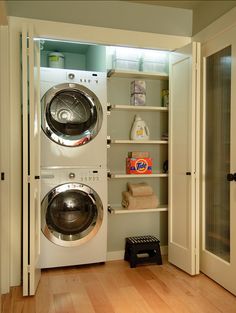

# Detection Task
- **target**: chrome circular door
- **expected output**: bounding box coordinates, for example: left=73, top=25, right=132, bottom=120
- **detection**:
left=41, top=83, right=103, bottom=147
left=41, top=183, right=103, bottom=247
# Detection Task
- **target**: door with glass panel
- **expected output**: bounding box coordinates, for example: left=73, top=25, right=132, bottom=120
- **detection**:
left=201, top=26, right=236, bottom=295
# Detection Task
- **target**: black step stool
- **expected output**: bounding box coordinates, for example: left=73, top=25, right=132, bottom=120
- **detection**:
left=124, top=235, right=162, bottom=268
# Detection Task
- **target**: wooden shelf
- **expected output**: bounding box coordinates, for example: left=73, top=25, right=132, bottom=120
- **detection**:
left=108, top=205, right=168, bottom=214
left=107, top=69, right=168, bottom=80
left=110, top=139, right=168, bottom=144
left=109, top=104, right=168, bottom=112
left=109, top=172, right=168, bottom=179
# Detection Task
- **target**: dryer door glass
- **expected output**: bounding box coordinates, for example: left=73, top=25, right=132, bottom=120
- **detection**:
left=48, top=90, right=97, bottom=136
left=41, top=83, right=103, bottom=147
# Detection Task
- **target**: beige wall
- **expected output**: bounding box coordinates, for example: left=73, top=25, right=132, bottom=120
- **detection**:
left=6, top=0, right=192, bottom=36
left=193, top=1, right=236, bottom=35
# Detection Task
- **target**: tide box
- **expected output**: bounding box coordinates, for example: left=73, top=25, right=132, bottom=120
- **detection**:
left=126, top=158, right=152, bottom=174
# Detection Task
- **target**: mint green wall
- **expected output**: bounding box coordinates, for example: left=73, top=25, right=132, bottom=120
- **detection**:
left=40, top=42, right=106, bottom=71
left=86, top=45, right=106, bottom=72
left=41, top=51, right=86, bottom=70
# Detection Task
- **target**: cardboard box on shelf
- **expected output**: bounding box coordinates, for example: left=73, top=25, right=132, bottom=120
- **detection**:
left=128, top=151, right=150, bottom=158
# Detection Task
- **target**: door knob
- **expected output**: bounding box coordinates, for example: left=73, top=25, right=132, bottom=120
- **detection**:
left=227, top=173, right=236, bottom=181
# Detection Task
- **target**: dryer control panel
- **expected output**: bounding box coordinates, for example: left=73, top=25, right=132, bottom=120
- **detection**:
left=68, top=170, right=100, bottom=182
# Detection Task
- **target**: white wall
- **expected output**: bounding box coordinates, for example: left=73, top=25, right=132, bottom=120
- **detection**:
left=6, top=0, right=192, bottom=37
left=0, top=24, right=10, bottom=295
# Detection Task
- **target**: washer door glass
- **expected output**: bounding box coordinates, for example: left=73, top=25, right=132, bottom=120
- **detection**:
left=41, top=83, right=103, bottom=147
left=41, top=183, right=103, bottom=247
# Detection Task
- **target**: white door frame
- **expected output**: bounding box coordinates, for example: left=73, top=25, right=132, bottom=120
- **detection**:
left=0, top=25, right=10, bottom=295
left=201, top=25, right=236, bottom=295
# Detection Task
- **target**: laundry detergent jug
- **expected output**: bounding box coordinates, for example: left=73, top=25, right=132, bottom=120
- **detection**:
left=130, top=115, right=150, bottom=140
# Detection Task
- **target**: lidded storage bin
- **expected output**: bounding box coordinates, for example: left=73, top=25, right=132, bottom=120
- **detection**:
left=140, top=50, right=168, bottom=74
left=112, top=47, right=140, bottom=71
left=48, top=52, right=65, bottom=68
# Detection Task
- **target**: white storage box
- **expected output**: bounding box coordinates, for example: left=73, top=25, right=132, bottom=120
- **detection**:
left=112, top=48, right=140, bottom=71
left=140, top=51, right=168, bottom=74
left=113, top=59, right=140, bottom=71
left=140, top=61, right=167, bottom=73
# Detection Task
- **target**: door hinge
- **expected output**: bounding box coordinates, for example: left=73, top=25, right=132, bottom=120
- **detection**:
left=1, top=172, right=5, bottom=180
left=27, top=175, right=31, bottom=183
left=27, top=47, right=30, bottom=56
left=27, top=265, right=31, bottom=273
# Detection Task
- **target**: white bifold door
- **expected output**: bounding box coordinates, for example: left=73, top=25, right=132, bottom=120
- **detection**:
left=22, top=25, right=41, bottom=296
left=169, top=42, right=201, bottom=275
left=201, top=26, right=236, bottom=295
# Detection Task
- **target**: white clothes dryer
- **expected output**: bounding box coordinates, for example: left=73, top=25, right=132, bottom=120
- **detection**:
left=40, top=68, right=107, bottom=167
left=38, top=167, right=107, bottom=268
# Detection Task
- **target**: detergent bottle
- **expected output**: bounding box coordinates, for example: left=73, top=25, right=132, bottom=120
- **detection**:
left=130, top=115, right=150, bottom=140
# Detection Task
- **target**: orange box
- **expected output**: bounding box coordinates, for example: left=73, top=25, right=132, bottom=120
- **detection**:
left=126, top=158, right=152, bottom=174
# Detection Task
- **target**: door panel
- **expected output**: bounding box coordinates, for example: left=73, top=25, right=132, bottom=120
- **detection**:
left=201, top=26, right=236, bottom=295
left=22, top=24, right=41, bottom=296
left=169, top=42, right=200, bottom=275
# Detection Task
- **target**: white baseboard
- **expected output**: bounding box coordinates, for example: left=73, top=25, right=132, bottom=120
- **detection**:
left=107, top=245, right=168, bottom=261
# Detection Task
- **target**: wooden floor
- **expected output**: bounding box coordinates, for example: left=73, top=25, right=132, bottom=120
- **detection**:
left=2, top=259, right=236, bottom=313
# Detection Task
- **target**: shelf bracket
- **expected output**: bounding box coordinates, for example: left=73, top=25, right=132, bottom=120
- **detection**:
left=107, top=205, right=113, bottom=214
left=107, top=136, right=111, bottom=148
left=107, top=103, right=111, bottom=111
left=107, top=170, right=111, bottom=179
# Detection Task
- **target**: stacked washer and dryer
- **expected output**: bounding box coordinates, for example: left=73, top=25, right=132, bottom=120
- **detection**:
left=39, top=67, right=107, bottom=268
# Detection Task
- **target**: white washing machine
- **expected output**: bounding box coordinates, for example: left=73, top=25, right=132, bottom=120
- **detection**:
left=38, top=167, right=107, bottom=268
left=40, top=68, right=107, bottom=167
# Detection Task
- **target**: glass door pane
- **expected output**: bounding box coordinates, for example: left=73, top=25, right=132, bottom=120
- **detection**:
left=205, top=46, right=231, bottom=262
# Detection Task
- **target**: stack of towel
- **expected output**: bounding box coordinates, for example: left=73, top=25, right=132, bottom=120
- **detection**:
left=122, top=182, right=159, bottom=210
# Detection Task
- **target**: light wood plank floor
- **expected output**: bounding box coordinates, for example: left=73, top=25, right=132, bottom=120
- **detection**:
left=2, top=259, right=236, bottom=313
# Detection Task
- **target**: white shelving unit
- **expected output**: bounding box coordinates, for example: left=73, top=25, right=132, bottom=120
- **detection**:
left=108, top=205, right=168, bottom=214
left=107, top=67, right=169, bottom=215
left=109, top=104, right=168, bottom=112
left=107, top=69, right=168, bottom=80
left=108, top=172, right=168, bottom=179
left=109, top=139, right=168, bottom=144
